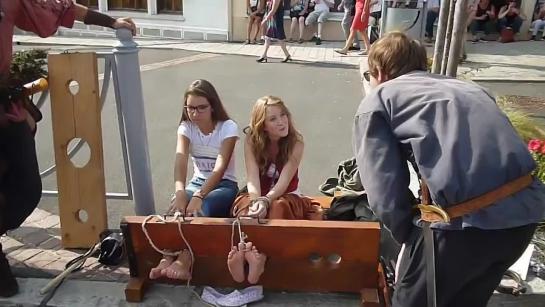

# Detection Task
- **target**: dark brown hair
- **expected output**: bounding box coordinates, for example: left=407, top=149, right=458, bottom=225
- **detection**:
left=180, top=79, right=230, bottom=123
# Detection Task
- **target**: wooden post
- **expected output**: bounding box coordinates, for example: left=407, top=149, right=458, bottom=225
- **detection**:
left=446, top=0, right=469, bottom=77
left=48, top=53, right=108, bottom=248
left=432, top=0, right=452, bottom=74
left=441, top=0, right=457, bottom=75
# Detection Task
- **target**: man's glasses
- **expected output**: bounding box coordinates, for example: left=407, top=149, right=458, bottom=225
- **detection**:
left=362, top=71, right=371, bottom=82
left=184, top=105, right=210, bottom=113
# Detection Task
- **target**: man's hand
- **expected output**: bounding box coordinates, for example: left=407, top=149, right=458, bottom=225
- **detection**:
left=113, top=17, right=136, bottom=36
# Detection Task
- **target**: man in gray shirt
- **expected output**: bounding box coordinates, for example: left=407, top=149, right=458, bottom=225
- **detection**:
left=353, top=32, right=545, bottom=307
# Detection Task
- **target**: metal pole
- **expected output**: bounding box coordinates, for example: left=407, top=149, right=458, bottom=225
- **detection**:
left=446, top=0, right=469, bottom=77
left=113, top=29, right=156, bottom=215
left=431, top=0, right=451, bottom=74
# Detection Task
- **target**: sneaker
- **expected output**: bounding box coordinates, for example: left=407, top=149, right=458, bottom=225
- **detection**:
left=348, top=46, right=361, bottom=51
left=201, top=286, right=227, bottom=306
left=298, top=38, right=304, bottom=44
left=216, top=286, right=264, bottom=307
left=0, top=246, right=19, bottom=298
left=310, top=35, right=318, bottom=42
left=315, top=37, right=322, bottom=45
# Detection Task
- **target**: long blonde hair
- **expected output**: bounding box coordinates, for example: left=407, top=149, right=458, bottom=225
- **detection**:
left=246, top=96, right=303, bottom=175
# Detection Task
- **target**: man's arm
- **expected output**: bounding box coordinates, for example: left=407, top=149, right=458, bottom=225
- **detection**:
left=353, top=108, right=414, bottom=244
left=74, top=3, right=136, bottom=35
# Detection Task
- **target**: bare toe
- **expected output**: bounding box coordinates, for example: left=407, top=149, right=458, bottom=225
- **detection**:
left=246, top=246, right=267, bottom=284
left=164, top=250, right=192, bottom=280
left=149, top=256, right=173, bottom=279
left=227, top=246, right=246, bottom=283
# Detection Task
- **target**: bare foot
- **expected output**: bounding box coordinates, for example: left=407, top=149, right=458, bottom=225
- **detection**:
left=163, top=249, right=192, bottom=280
left=149, top=255, right=173, bottom=279
left=245, top=243, right=267, bottom=284
left=227, top=243, right=246, bottom=283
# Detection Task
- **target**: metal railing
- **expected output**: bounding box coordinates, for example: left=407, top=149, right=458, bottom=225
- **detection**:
left=34, top=29, right=155, bottom=215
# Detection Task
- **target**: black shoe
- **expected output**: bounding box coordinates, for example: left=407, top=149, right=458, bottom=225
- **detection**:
left=315, top=37, right=322, bottom=45
left=256, top=56, right=268, bottom=63
left=348, top=46, right=360, bottom=51
left=310, top=35, right=318, bottom=42
left=530, top=35, right=536, bottom=41
left=0, top=246, right=19, bottom=298
left=281, top=55, right=292, bottom=63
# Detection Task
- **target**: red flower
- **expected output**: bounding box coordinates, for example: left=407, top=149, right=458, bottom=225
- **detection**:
left=540, top=143, right=545, bottom=155
left=528, top=139, right=542, bottom=152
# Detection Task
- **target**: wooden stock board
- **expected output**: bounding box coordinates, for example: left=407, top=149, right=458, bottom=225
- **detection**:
left=121, top=216, right=388, bottom=306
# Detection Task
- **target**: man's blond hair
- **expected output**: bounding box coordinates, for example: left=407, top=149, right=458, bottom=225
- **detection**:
left=368, top=32, right=428, bottom=80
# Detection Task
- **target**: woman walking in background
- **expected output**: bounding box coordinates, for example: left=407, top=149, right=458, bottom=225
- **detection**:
left=334, top=0, right=371, bottom=55
left=257, top=0, right=292, bottom=63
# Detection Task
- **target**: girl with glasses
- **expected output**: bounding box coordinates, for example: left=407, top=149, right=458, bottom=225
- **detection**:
left=148, top=79, right=239, bottom=281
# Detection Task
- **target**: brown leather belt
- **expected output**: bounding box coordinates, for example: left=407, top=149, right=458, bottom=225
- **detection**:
left=417, top=174, right=533, bottom=223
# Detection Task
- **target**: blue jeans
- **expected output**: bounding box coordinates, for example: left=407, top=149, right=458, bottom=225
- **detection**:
left=498, top=16, right=523, bottom=33
left=426, top=9, right=439, bottom=38
left=185, top=177, right=238, bottom=217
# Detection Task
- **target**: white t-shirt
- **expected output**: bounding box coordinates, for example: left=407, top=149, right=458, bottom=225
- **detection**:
left=314, top=0, right=331, bottom=12
left=371, top=0, right=382, bottom=13
left=177, top=119, right=239, bottom=182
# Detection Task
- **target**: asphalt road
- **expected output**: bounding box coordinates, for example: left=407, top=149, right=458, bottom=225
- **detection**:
left=27, top=45, right=544, bottom=228
left=30, top=46, right=363, bottom=227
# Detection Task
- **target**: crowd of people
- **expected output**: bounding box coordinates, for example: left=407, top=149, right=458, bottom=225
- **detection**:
left=248, top=0, right=544, bottom=61
left=249, top=0, right=382, bottom=61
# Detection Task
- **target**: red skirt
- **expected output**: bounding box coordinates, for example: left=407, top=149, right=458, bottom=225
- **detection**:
left=352, top=0, right=370, bottom=31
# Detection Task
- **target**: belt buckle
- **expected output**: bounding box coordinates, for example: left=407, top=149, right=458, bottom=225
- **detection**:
left=414, top=204, right=451, bottom=223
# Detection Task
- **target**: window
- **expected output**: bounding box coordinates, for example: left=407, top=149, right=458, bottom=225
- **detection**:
left=107, top=0, right=147, bottom=11
left=157, top=0, right=183, bottom=14
left=76, top=0, right=98, bottom=9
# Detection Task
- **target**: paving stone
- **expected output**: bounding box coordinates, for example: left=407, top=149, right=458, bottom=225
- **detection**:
left=13, top=248, right=43, bottom=262
left=25, top=250, right=59, bottom=269
left=0, top=236, right=24, bottom=253
left=21, top=229, right=52, bottom=247
left=38, top=237, right=62, bottom=250
left=43, top=259, right=70, bottom=273
left=8, top=226, right=42, bottom=241
left=33, top=215, right=60, bottom=229
left=23, top=209, right=52, bottom=224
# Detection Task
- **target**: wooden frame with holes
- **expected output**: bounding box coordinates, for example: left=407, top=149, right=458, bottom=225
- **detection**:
left=121, top=216, right=390, bottom=306
left=48, top=52, right=108, bottom=248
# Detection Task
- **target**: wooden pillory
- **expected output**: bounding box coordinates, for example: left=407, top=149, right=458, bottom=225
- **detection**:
left=121, top=212, right=390, bottom=306
left=48, top=53, right=108, bottom=248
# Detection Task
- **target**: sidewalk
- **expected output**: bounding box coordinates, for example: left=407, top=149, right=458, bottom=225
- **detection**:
left=13, top=35, right=545, bottom=81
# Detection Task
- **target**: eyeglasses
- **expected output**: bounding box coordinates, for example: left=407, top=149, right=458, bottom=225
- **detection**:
left=184, top=104, right=210, bottom=113
left=362, top=71, right=371, bottom=82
